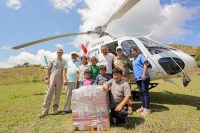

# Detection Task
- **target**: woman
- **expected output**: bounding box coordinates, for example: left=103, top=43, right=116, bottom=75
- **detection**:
left=131, top=46, right=151, bottom=116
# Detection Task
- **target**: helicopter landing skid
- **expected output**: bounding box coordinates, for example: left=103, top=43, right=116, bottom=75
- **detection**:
left=131, top=82, right=159, bottom=99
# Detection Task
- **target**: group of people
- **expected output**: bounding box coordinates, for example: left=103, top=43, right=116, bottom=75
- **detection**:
left=40, top=45, right=151, bottom=125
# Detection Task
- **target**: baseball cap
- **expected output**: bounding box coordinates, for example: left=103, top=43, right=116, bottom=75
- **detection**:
left=116, top=46, right=122, bottom=50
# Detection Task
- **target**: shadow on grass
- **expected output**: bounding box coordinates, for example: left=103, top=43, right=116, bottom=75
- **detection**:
left=133, top=103, right=169, bottom=113
left=150, top=92, right=200, bottom=110
left=111, top=117, right=145, bottom=130
left=32, top=92, right=66, bottom=96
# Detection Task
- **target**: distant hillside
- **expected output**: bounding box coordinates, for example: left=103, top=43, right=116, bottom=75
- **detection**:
left=169, top=44, right=198, bottom=56
left=0, top=67, right=45, bottom=85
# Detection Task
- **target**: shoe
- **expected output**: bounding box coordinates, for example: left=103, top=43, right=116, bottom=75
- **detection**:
left=128, top=107, right=133, bottom=115
left=136, top=107, right=144, bottom=113
left=39, top=112, right=48, bottom=118
left=52, top=111, right=59, bottom=115
left=141, top=109, right=151, bottom=116
left=62, top=111, right=69, bottom=115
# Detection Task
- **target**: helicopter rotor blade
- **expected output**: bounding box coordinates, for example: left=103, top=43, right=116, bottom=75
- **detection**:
left=12, top=31, right=96, bottom=50
left=103, top=0, right=140, bottom=30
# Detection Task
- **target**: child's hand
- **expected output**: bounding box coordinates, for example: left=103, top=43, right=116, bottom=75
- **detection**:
left=115, top=104, right=123, bottom=112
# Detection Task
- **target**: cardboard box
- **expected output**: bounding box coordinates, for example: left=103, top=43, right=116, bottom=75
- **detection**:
left=72, top=85, right=110, bottom=131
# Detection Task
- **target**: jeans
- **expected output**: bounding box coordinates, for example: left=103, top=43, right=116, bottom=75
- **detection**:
left=110, top=105, right=128, bottom=124
left=77, top=81, right=82, bottom=88
left=136, top=78, right=150, bottom=109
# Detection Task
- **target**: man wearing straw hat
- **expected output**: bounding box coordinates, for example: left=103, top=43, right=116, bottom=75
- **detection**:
left=62, top=51, right=81, bottom=115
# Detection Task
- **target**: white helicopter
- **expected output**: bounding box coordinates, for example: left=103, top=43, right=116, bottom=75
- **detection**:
left=12, top=0, right=196, bottom=88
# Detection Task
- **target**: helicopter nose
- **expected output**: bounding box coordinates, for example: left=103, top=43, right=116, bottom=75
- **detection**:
left=178, top=51, right=196, bottom=71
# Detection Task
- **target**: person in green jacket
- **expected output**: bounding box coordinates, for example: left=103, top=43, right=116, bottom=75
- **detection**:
left=90, top=56, right=100, bottom=83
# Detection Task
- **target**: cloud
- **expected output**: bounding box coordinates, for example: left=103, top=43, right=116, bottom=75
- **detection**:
left=71, top=0, right=200, bottom=45
left=56, top=44, right=64, bottom=49
left=0, top=49, right=72, bottom=68
left=50, top=0, right=81, bottom=12
left=1, top=46, right=11, bottom=50
left=5, top=0, right=22, bottom=10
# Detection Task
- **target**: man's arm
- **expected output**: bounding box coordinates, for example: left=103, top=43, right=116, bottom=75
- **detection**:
left=45, top=61, right=52, bottom=85
left=115, top=96, right=130, bottom=112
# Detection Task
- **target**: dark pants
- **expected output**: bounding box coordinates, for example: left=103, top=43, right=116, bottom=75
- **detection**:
left=136, top=78, right=150, bottom=109
left=110, top=105, right=128, bottom=124
left=107, top=74, right=113, bottom=80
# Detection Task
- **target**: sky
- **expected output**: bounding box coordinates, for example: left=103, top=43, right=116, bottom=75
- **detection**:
left=0, top=0, right=200, bottom=68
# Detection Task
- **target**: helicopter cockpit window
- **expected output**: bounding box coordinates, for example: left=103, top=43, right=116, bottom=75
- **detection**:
left=138, top=37, right=175, bottom=55
left=105, top=42, right=118, bottom=56
left=121, top=40, right=141, bottom=57
left=158, top=57, right=185, bottom=75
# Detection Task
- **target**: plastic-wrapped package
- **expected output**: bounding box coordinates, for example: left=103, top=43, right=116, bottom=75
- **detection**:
left=72, top=85, right=110, bottom=131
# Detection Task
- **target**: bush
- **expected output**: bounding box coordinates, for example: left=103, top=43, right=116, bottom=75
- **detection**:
left=196, top=47, right=200, bottom=67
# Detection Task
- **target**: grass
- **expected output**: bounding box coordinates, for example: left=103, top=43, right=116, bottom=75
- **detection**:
left=0, top=67, right=200, bottom=132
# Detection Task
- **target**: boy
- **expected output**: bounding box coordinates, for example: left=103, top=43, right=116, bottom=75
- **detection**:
left=103, top=68, right=131, bottom=124
left=96, top=65, right=110, bottom=85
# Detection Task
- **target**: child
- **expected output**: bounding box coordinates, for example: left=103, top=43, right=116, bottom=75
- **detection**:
left=90, top=56, right=100, bottom=83
left=103, top=68, right=131, bottom=125
left=82, top=69, right=94, bottom=86
left=77, top=55, right=90, bottom=88
left=96, top=65, right=110, bottom=85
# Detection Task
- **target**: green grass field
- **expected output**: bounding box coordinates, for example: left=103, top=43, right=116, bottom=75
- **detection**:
left=0, top=67, right=200, bottom=133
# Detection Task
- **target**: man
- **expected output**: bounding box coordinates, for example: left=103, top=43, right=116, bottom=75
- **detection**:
left=98, top=45, right=115, bottom=80
left=40, top=48, right=66, bottom=118
left=113, top=46, right=133, bottom=115
left=62, top=51, right=81, bottom=115
left=113, top=46, right=132, bottom=82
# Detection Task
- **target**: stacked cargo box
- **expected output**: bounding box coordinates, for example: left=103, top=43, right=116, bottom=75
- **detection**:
left=72, top=85, right=110, bottom=131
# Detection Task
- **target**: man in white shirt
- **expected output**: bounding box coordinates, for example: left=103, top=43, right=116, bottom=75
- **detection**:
left=98, top=45, right=115, bottom=79
left=62, top=51, right=81, bottom=115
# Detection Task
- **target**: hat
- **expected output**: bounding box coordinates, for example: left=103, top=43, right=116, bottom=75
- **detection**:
left=70, top=51, right=79, bottom=56
left=116, top=46, right=122, bottom=50
left=84, top=69, right=91, bottom=73
left=57, top=48, right=63, bottom=53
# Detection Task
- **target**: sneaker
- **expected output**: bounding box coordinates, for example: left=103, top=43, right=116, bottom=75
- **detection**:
left=141, top=109, right=151, bottom=116
left=39, top=112, right=48, bottom=118
left=136, top=107, right=144, bottom=113
left=52, top=111, right=59, bottom=115
left=62, top=111, right=69, bottom=115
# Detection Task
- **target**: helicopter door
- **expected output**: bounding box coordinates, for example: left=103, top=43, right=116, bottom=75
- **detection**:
left=119, top=39, right=161, bottom=81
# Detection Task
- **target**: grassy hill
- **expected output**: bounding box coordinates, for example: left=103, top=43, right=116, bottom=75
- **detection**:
left=0, top=67, right=45, bottom=85
left=169, top=44, right=198, bottom=56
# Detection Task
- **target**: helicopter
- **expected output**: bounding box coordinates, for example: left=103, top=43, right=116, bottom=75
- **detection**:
left=12, top=0, right=196, bottom=89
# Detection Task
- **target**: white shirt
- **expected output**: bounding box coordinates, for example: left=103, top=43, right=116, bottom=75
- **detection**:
left=78, top=64, right=91, bottom=81
left=98, top=53, right=115, bottom=74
